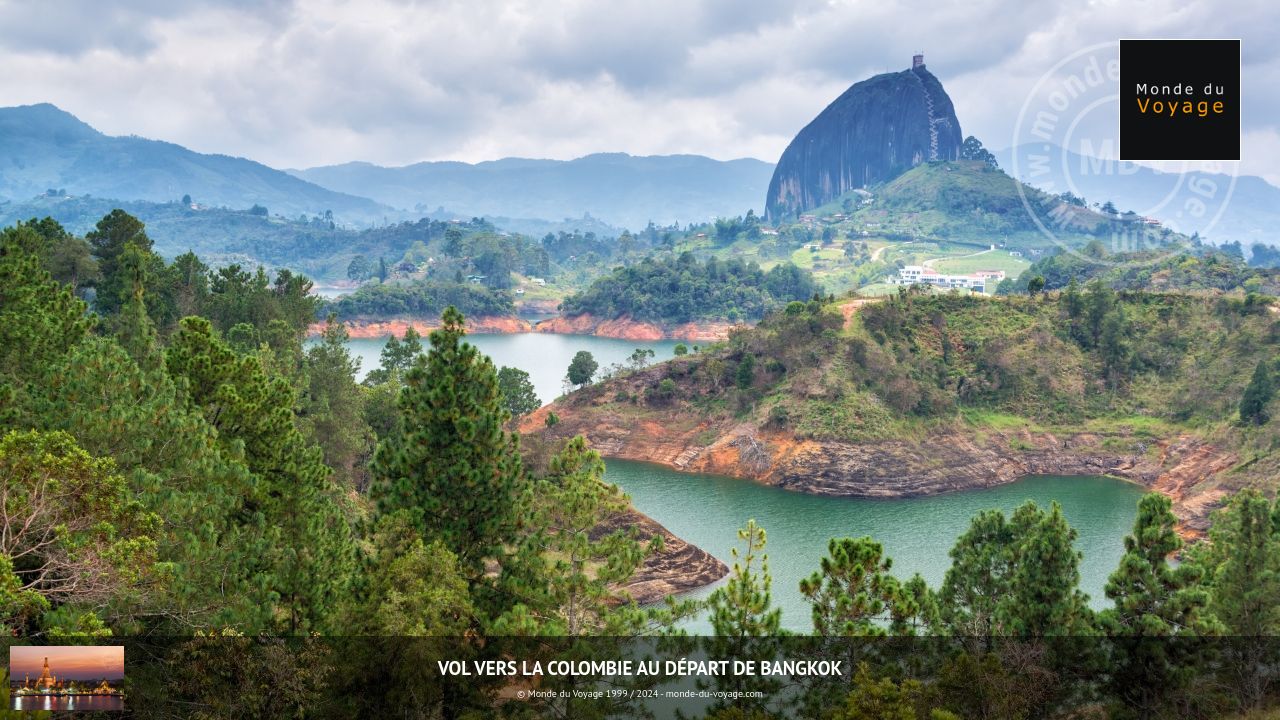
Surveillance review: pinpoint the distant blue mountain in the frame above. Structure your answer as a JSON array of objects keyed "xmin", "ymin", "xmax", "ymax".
[
  {"xmin": 995, "ymin": 144, "xmax": 1280, "ymax": 249},
  {"xmin": 0, "ymin": 103, "xmax": 392, "ymax": 223},
  {"xmin": 290, "ymin": 153, "xmax": 776, "ymax": 231}
]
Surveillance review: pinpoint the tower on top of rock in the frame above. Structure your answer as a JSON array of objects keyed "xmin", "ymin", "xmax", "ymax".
[{"xmin": 912, "ymin": 53, "xmax": 925, "ymax": 70}]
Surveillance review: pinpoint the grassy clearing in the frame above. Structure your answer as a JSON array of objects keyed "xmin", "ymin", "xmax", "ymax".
[{"xmin": 931, "ymin": 250, "xmax": 1031, "ymax": 276}]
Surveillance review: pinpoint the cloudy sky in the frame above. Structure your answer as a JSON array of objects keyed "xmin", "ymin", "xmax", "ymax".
[{"xmin": 2, "ymin": 0, "xmax": 1278, "ymax": 182}]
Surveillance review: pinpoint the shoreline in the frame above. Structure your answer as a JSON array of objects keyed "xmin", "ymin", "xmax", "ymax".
[
  {"xmin": 312, "ymin": 314, "xmax": 742, "ymax": 342},
  {"xmin": 519, "ymin": 392, "xmax": 1236, "ymax": 541}
]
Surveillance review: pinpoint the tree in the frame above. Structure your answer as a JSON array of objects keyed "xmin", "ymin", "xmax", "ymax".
[
  {"xmin": 505, "ymin": 437, "xmax": 667, "ymax": 635},
  {"xmin": 379, "ymin": 326, "xmax": 423, "ymax": 376},
  {"xmin": 1193, "ymin": 490, "xmax": 1280, "ymax": 709},
  {"xmin": 340, "ymin": 513, "xmax": 473, "ymax": 636},
  {"xmin": 1102, "ymin": 494, "xmax": 1211, "ymax": 635},
  {"xmin": 707, "ymin": 519, "xmax": 782, "ymax": 638},
  {"xmin": 377, "ymin": 256, "xmax": 388, "ymax": 283},
  {"xmin": 801, "ymin": 536, "xmax": 936, "ymax": 637},
  {"xmin": 674, "ymin": 343, "xmax": 689, "ymax": 357},
  {"xmin": 86, "ymin": 209, "xmax": 152, "ymax": 315},
  {"xmin": 939, "ymin": 509, "xmax": 1016, "ymax": 637},
  {"xmin": 497, "ymin": 366, "xmax": 540, "ymax": 417},
  {"xmin": 300, "ymin": 315, "xmax": 375, "ymax": 489},
  {"xmin": 703, "ymin": 519, "xmax": 785, "ymax": 718},
  {"xmin": 1199, "ymin": 490, "xmax": 1280, "ymax": 636},
  {"xmin": 736, "ymin": 353, "xmax": 756, "ymax": 390},
  {"xmin": 5, "ymin": 217, "xmax": 98, "ymax": 291},
  {"xmin": 0, "ymin": 430, "xmax": 159, "ymax": 624},
  {"xmin": 1027, "ymin": 275, "xmax": 1046, "ymax": 297},
  {"xmin": 112, "ymin": 242, "xmax": 163, "ymax": 370},
  {"xmin": 370, "ymin": 307, "xmax": 527, "ymax": 572},
  {"xmin": 181, "ymin": 193, "xmax": 192, "ymax": 205},
  {"xmin": 0, "ymin": 227, "xmax": 95, "ymax": 425},
  {"xmin": 166, "ymin": 317, "xmax": 356, "ymax": 632},
  {"xmin": 1100, "ymin": 493, "xmax": 1218, "ymax": 717},
  {"xmin": 1239, "ymin": 360, "xmax": 1273, "ymax": 425},
  {"xmin": 347, "ymin": 255, "xmax": 374, "ymax": 282},
  {"xmin": 567, "ymin": 350, "xmax": 598, "ymax": 388},
  {"xmin": 959, "ymin": 136, "xmax": 998, "ymax": 168},
  {"xmin": 35, "ymin": 336, "xmax": 272, "ymax": 631},
  {"xmin": 942, "ymin": 502, "xmax": 1092, "ymax": 638},
  {"xmin": 996, "ymin": 502, "xmax": 1092, "ymax": 637},
  {"xmin": 628, "ymin": 347, "xmax": 655, "ymax": 370}
]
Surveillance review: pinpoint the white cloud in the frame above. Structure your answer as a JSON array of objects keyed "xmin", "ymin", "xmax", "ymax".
[{"xmin": 0, "ymin": 0, "xmax": 1276, "ymax": 174}]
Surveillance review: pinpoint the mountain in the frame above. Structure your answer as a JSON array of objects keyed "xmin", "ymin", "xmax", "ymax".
[
  {"xmin": 994, "ymin": 143, "xmax": 1280, "ymax": 250},
  {"xmin": 290, "ymin": 153, "xmax": 775, "ymax": 231},
  {"xmin": 0, "ymin": 103, "xmax": 392, "ymax": 223},
  {"xmin": 765, "ymin": 59, "xmax": 963, "ymax": 221}
]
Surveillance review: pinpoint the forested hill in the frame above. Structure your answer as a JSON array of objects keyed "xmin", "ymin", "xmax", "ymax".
[
  {"xmin": 531, "ymin": 287, "xmax": 1280, "ymax": 538},
  {"xmin": 0, "ymin": 194, "xmax": 495, "ymax": 282},
  {"xmin": 1005, "ymin": 240, "xmax": 1280, "ymax": 295},
  {"xmin": 0, "ymin": 103, "xmax": 390, "ymax": 223},
  {"xmin": 558, "ymin": 253, "xmax": 820, "ymax": 324}
]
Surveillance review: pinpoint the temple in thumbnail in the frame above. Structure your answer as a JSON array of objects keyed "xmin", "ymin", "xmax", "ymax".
[{"xmin": 11, "ymin": 655, "xmax": 122, "ymax": 697}]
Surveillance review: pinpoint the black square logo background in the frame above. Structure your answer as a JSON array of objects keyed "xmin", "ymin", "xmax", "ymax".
[{"xmin": 1120, "ymin": 39, "xmax": 1240, "ymax": 160}]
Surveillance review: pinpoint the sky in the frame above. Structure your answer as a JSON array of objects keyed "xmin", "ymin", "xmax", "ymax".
[
  {"xmin": 9, "ymin": 646, "xmax": 124, "ymax": 682},
  {"xmin": 1, "ymin": 0, "xmax": 1278, "ymax": 183}
]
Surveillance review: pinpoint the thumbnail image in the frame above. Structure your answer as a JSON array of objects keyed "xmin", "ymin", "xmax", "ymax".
[{"xmin": 9, "ymin": 646, "xmax": 124, "ymax": 712}]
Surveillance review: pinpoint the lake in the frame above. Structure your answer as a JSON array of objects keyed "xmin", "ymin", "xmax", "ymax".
[
  {"xmin": 339, "ymin": 334, "xmax": 682, "ymax": 406},
  {"xmin": 337, "ymin": 332, "xmax": 1147, "ymax": 633},
  {"xmin": 606, "ymin": 460, "xmax": 1145, "ymax": 633}
]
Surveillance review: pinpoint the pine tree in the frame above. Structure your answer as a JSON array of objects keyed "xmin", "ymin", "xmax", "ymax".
[
  {"xmin": 707, "ymin": 519, "xmax": 782, "ymax": 638},
  {"xmin": 167, "ymin": 317, "xmax": 356, "ymax": 632},
  {"xmin": 801, "ymin": 536, "xmax": 935, "ymax": 636},
  {"xmin": 37, "ymin": 337, "xmax": 272, "ymax": 631},
  {"xmin": 503, "ymin": 436, "xmax": 665, "ymax": 635},
  {"xmin": 1202, "ymin": 490, "xmax": 1280, "ymax": 636},
  {"xmin": 1102, "ymin": 493, "xmax": 1213, "ymax": 635},
  {"xmin": 702, "ymin": 519, "xmax": 785, "ymax": 718},
  {"xmin": 382, "ymin": 326, "xmax": 422, "ymax": 373},
  {"xmin": 996, "ymin": 502, "xmax": 1093, "ymax": 636},
  {"xmin": 1100, "ymin": 493, "xmax": 1218, "ymax": 717},
  {"xmin": 300, "ymin": 315, "xmax": 374, "ymax": 489},
  {"xmin": 1239, "ymin": 360, "xmax": 1274, "ymax": 425},
  {"xmin": 939, "ymin": 509, "xmax": 1017, "ymax": 636},
  {"xmin": 1194, "ymin": 490, "xmax": 1280, "ymax": 710},
  {"xmin": 370, "ymin": 306, "xmax": 527, "ymax": 571},
  {"xmin": 112, "ymin": 242, "xmax": 163, "ymax": 371},
  {"xmin": 0, "ymin": 226, "xmax": 95, "ymax": 425},
  {"xmin": 86, "ymin": 209, "xmax": 152, "ymax": 315}
]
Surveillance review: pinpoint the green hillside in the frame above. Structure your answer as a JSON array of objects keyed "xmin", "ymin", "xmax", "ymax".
[{"xmin": 816, "ymin": 160, "xmax": 1168, "ymax": 255}]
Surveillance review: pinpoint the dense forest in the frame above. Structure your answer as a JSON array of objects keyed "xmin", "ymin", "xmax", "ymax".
[
  {"xmin": 1005, "ymin": 239, "xmax": 1280, "ymax": 296},
  {"xmin": 326, "ymin": 279, "xmax": 515, "ymax": 319},
  {"xmin": 7, "ymin": 210, "xmax": 1280, "ymax": 717},
  {"xmin": 559, "ymin": 252, "xmax": 821, "ymax": 323}
]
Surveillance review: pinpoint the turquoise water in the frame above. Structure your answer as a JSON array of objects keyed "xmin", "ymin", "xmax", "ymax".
[
  {"xmin": 604, "ymin": 460, "xmax": 1146, "ymax": 633},
  {"xmin": 336, "ymin": 332, "xmax": 1145, "ymax": 634},
  {"xmin": 340, "ymin": 334, "xmax": 680, "ymax": 406}
]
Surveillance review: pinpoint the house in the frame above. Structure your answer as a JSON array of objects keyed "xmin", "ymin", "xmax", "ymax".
[
  {"xmin": 529, "ymin": 277, "xmax": 547, "ymax": 286},
  {"xmin": 466, "ymin": 274, "xmax": 486, "ymax": 284},
  {"xmin": 894, "ymin": 265, "xmax": 1006, "ymax": 294}
]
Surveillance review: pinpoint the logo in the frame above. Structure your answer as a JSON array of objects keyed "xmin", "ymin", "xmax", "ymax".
[{"xmin": 1010, "ymin": 41, "xmax": 1238, "ymax": 266}]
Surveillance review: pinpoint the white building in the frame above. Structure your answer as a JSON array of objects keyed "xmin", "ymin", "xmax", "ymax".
[{"xmin": 895, "ymin": 265, "xmax": 1006, "ymax": 294}]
